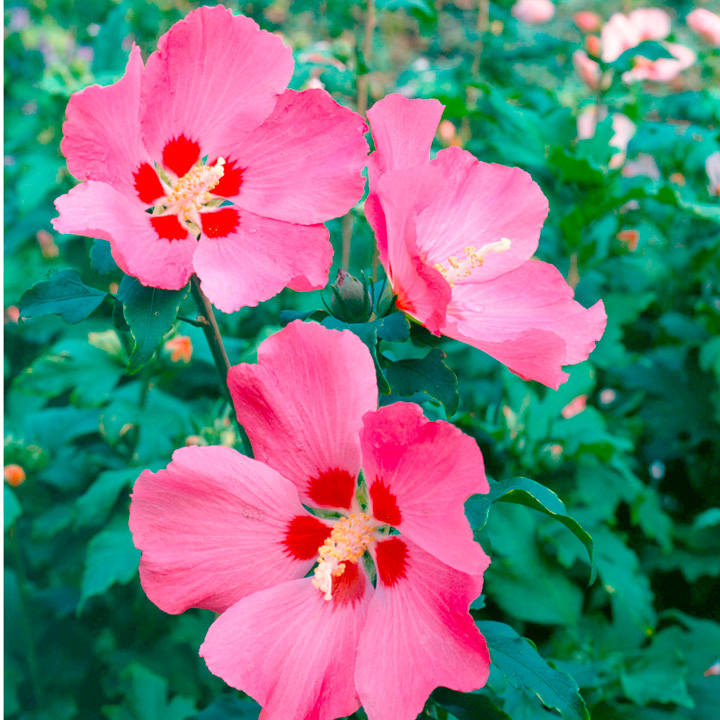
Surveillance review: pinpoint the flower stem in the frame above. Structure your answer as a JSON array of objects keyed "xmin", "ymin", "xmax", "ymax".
[{"xmin": 190, "ymin": 275, "xmax": 232, "ymax": 402}]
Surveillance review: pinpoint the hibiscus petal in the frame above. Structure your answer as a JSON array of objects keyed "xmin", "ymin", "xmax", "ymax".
[
  {"xmin": 200, "ymin": 576, "xmax": 370, "ymax": 720},
  {"xmin": 373, "ymin": 165, "xmax": 452, "ymax": 333},
  {"xmin": 52, "ymin": 181, "xmax": 195, "ymax": 290},
  {"xmin": 418, "ymin": 147, "xmax": 549, "ymax": 283},
  {"xmin": 192, "ymin": 211, "xmax": 331, "ymax": 311},
  {"xmin": 226, "ymin": 89, "xmax": 368, "ymax": 224},
  {"xmin": 227, "ymin": 321, "xmax": 378, "ymax": 509},
  {"xmin": 61, "ymin": 45, "xmax": 150, "ymax": 196},
  {"xmin": 444, "ymin": 259, "xmax": 607, "ymax": 389},
  {"xmin": 366, "ymin": 93, "xmax": 444, "ymax": 178},
  {"xmin": 356, "ymin": 538, "xmax": 490, "ymax": 720},
  {"xmin": 141, "ymin": 6, "xmax": 293, "ymax": 161},
  {"xmin": 361, "ymin": 403, "xmax": 490, "ymax": 574},
  {"xmin": 129, "ymin": 446, "xmax": 319, "ymax": 614}
]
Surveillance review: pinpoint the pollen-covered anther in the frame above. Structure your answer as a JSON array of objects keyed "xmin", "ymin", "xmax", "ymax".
[
  {"xmin": 164, "ymin": 158, "xmax": 226, "ymax": 224},
  {"xmin": 434, "ymin": 237, "xmax": 512, "ymax": 288},
  {"xmin": 311, "ymin": 512, "xmax": 375, "ymax": 601}
]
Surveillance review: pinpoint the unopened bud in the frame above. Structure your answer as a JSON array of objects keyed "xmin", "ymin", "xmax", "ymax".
[
  {"xmin": 4, "ymin": 464, "xmax": 26, "ymax": 487},
  {"xmin": 330, "ymin": 269, "xmax": 372, "ymax": 323},
  {"xmin": 585, "ymin": 34, "xmax": 601, "ymax": 58}
]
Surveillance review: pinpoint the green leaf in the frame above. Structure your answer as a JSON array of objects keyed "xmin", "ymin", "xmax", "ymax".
[
  {"xmin": 117, "ymin": 276, "xmax": 188, "ymax": 373},
  {"xmin": 433, "ymin": 687, "xmax": 512, "ymax": 719},
  {"xmin": 385, "ymin": 348, "xmax": 459, "ymax": 414},
  {"xmin": 479, "ymin": 621, "xmax": 590, "ymax": 720},
  {"xmin": 19, "ymin": 269, "xmax": 107, "ymax": 324},
  {"xmin": 90, "ymin": 239, "xmax": 118, "ymax": 275},
  {"xmin": 4, "ymin": 486, "xmax": 22, "ymax": 530},
  {"xmin": 466, "ymin": 477, "xmax": 594, "ymax": 570},
  {"xmin": 79, "ymin": 521, "xmax": 140, "ymax": 609},
  {"xmin": 197, "ymin": 696, "xmax": 262, "ymax": 720}
]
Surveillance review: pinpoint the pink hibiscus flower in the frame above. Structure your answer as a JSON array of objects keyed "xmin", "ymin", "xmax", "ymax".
[
  {"xmin": 688, "ymin": 8, "xmax": 720, "ymax": 46},
  {"xmin": 52, "ymin": 6, "xmax": 368, "ymax": 312},
  {"xmin": 365, "ymin": 94, "xmax": 606, "ymax": 389},
  {"xmin": 129, "ymin": 321, "xmax": 491, "ymax": 720}
]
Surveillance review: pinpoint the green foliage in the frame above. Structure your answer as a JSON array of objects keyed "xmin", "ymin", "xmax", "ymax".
[{"xmin": 19, "ymin": 269, "xmax": 107, "ymax": 323}]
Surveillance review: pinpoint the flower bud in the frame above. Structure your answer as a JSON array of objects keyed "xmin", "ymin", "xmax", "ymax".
[
  {"xmin": 330, "ymin": 269, "xmax": 372, "ymax": 323},
  {"xmin": 4, "ymin": 464, "xmax": 26, "ymax": 487}
]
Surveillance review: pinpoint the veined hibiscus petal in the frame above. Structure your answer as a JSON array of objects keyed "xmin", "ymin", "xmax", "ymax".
[
  {"xmin": 129, "ymin": 446, "xmax": 318, "ymax": 614},
  {"xmin": 227, "ymin": 321, "xmax": 378, "ymax": 509},
  {"xmin": 356, "ymin": 538, "xmax": 490, "ymax": 720},
  {"xmin": 61, "ymin": 45, "xmax": 150, "ymax": 197},
  {"xmin": 366, "ymin": 93, "xmax": 444, "ymax": 180},
  {"xmin": 361, "ymin": 403, "xmax": 490, "ymax": 574},
  {"xmin": 52, "ymin": 181, "xmax": 195, "ymax": 290},
  {"xmin": 200, "ymin": 576, "xmax": 370, "ymax": 720},
  {"xmin": 192, "ymin": 212, "xmax": 331, "ymax": 312},
  {"xmin": 444, "ymin": 259, "xmax": 607, "ymax": 389},
  {"xmin": 227, "ymin": 89, "xmax": 368, "ymax": 224},
  {"xmin": 419, "ymin": 147, "xmax": 549, "ymax": 283},
  {"xmin": 140, "ymin": 5, "xmax": 293, "ymax": 162},
  {"xmin": 373, "ymin": 165, "xmax": 452, "ymax": 333}
]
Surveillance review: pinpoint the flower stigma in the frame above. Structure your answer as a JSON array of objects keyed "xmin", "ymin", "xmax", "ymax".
[
  {"xmin": 162, "ymin": 158, "xmax": 226, "ymax": 226},
  {"xmin": 311, "ymin": 512, "xmax": 375, "ymax": 601},
  {"xmin": 434, "ymin": 238, "xmax": 512, "ymax": 288}
]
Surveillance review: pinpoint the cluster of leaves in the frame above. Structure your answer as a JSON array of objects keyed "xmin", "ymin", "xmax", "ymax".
[{"xmin": 4, "ymin": 1, "xmax": 719, "ymax": 719}]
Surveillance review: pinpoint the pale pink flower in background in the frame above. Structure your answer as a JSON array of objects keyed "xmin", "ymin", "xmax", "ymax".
[
  {"xmin": 576, "ymin": 107, "xmax": 635, "ymax": 169},
  {"xmin": 52, "ymin": 6, "xmax": 368, "ymax": 313},
  {"xmin": 623, "ymin": 42, "xmax": 696, "ymax": 82},
  {"xmin": 622, "ymin": 153, "xmax": 661, "ymax": 180},
  {"xmin": 130, "ymin": 321, "xmax": 491, "ymax": 720},
  {"xmin": 601, "ymin": 9, "xmax": 672, "ymax": 62},
  {"xmin": 512, "ymin": 0, "xmax": 555, "ymax": 25},
  {"xmin": 573, "ymin": 50, "xmax": 603, "ymax": 89},
  {"xmin": 706, "ymin": 152, "xmax": 720, "ymax": 195},
  {"xmin": 574, "ymin": 11, "xmax": 602, "ymax": 33},
  {"xmin": 561, "ymin": 394, "xmax": 588, "ymax": 419},
  {"xmin": 366, "ymin": 94, "xmax": 606, "ymax": 389},
  {"xmin": 687, "ymin": 8, "xmax": 720, "ymax": 46}
]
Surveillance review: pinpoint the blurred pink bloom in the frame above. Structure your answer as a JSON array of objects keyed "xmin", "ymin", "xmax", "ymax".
[
  {"xmin": 706, "ymin": 152, "xmax": 720, "ymax": 195},
  {"xmin": 561, "ymin": 394, "xmax": 588, "ymax": 419},
  {"xmin": 576, "ymin": 107, "xmax": 636, "ymax": 169},
  {"xmin": 130, "ymin": 321, "xmax": 491, "ymax": 720},
  {"xmin": 52, "ymin": 6, "xmax": 368, "ymax": 312},
  {"xmin": 366, "ymin": 94, "xmax": 606, "ymax": 389},
  {"xmin": 573, "ymin": 50, "xmax": 603, "ymax": 89},
  {"xmin": 622, "ymin": 153, "xmax": 661, "ymax": 180},
  {"xmin": 623, "ymin": 42, "xmax": 696, "ymax": 83},
  {"xmin": 704, "ymin": 661, "xmax": 720, "ymax": 677},
  {"xmin": 574, "ymin": 11, "xmax": 602, "ymax": 33},
  {"xmin": 687, "ymin": 8, "xmax": 720, "ymax": 46},
  {"xmin": 601, "ymin": 9, "xmax": 672, "ymax": 62},
  {"xmin": 512, "ymin": 0, "xmax": 555, "ymax": 25}
]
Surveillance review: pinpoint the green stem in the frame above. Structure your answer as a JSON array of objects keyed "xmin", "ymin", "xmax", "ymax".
[{"xmin": 190, "ymin": 275, "xmax": 232, "ymax": 403}]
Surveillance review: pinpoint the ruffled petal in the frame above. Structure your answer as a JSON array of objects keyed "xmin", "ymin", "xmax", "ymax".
[
  {"xmin": 366, "ymin": 93, "xmax": 444, "ymax": 180},
  {"xmin": 192, "ymin": 212, "xmax": 331, "ymax": 312},
  {"xmin": 361, "ymin": 403, "xmax": 490, "ymax": 574},
  {"xmin": 227, "ymin": 321, "xmax": 378, "ymax": 509},
  {"xmin": 61, "ymin": 45, "xmax": 150, "ymax": 197},
  {"xmin": 129, "ymin": 446, "xmax": 320, "ymax": 614},
  {"xmin": 140, "ymin": 6, "xmax": 293, "ymax": 162},
  {"xmin": 52, "ymin": 181, "xmax": 195, "ymax": 290},
  {"xmin": 200, "ymin": 576, "xmax": 370, "ymax": 720},
  {"xmin": 443, "ymin": 259, "xmax": 607, "ymax": 388},
  {"xmin": 418, "ymin": 147, "xmax": 549, "ymax": 283},
  {"xmin": 356, "ymin": 538, "xmax": 490, "ymax": 720},
  {"xmin": 226, "ymin": 89, "xmax": 368, "ymax": 224}
]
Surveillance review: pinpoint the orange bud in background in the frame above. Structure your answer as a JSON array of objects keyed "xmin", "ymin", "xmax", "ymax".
[
  {"xmin": 36, "ymin": 229, "xmax": 59, "ymax": 258},
  {"xmin": 4, "ymin": 464, "xmax": 26, "ymax": 487},
  {"xmin": 585, "ymin": 34, "xmax": 601, "ymax": 58},
  {"xmin": 165, "ymin": 335, "xmax": 193, "ymax": 363},
  {"xmin": 669, "ymin": 172, "xmax": 685, "ymax": 186},
  {"xmin": 561, "ymin": 394, "xmax": 588, "ymax": 419},
  {"xmin": 574, "ymin": 11, "xmax": 602, "ymax": 33},
  {"xmin": 617, "ymin": 229, "xmax": 639, "ymax": 252}
]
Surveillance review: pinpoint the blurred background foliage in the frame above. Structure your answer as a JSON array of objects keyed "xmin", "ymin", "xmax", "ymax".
[{"xmin": 4, "ymin": 0, "xmax": 720, "ymax": 718}]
